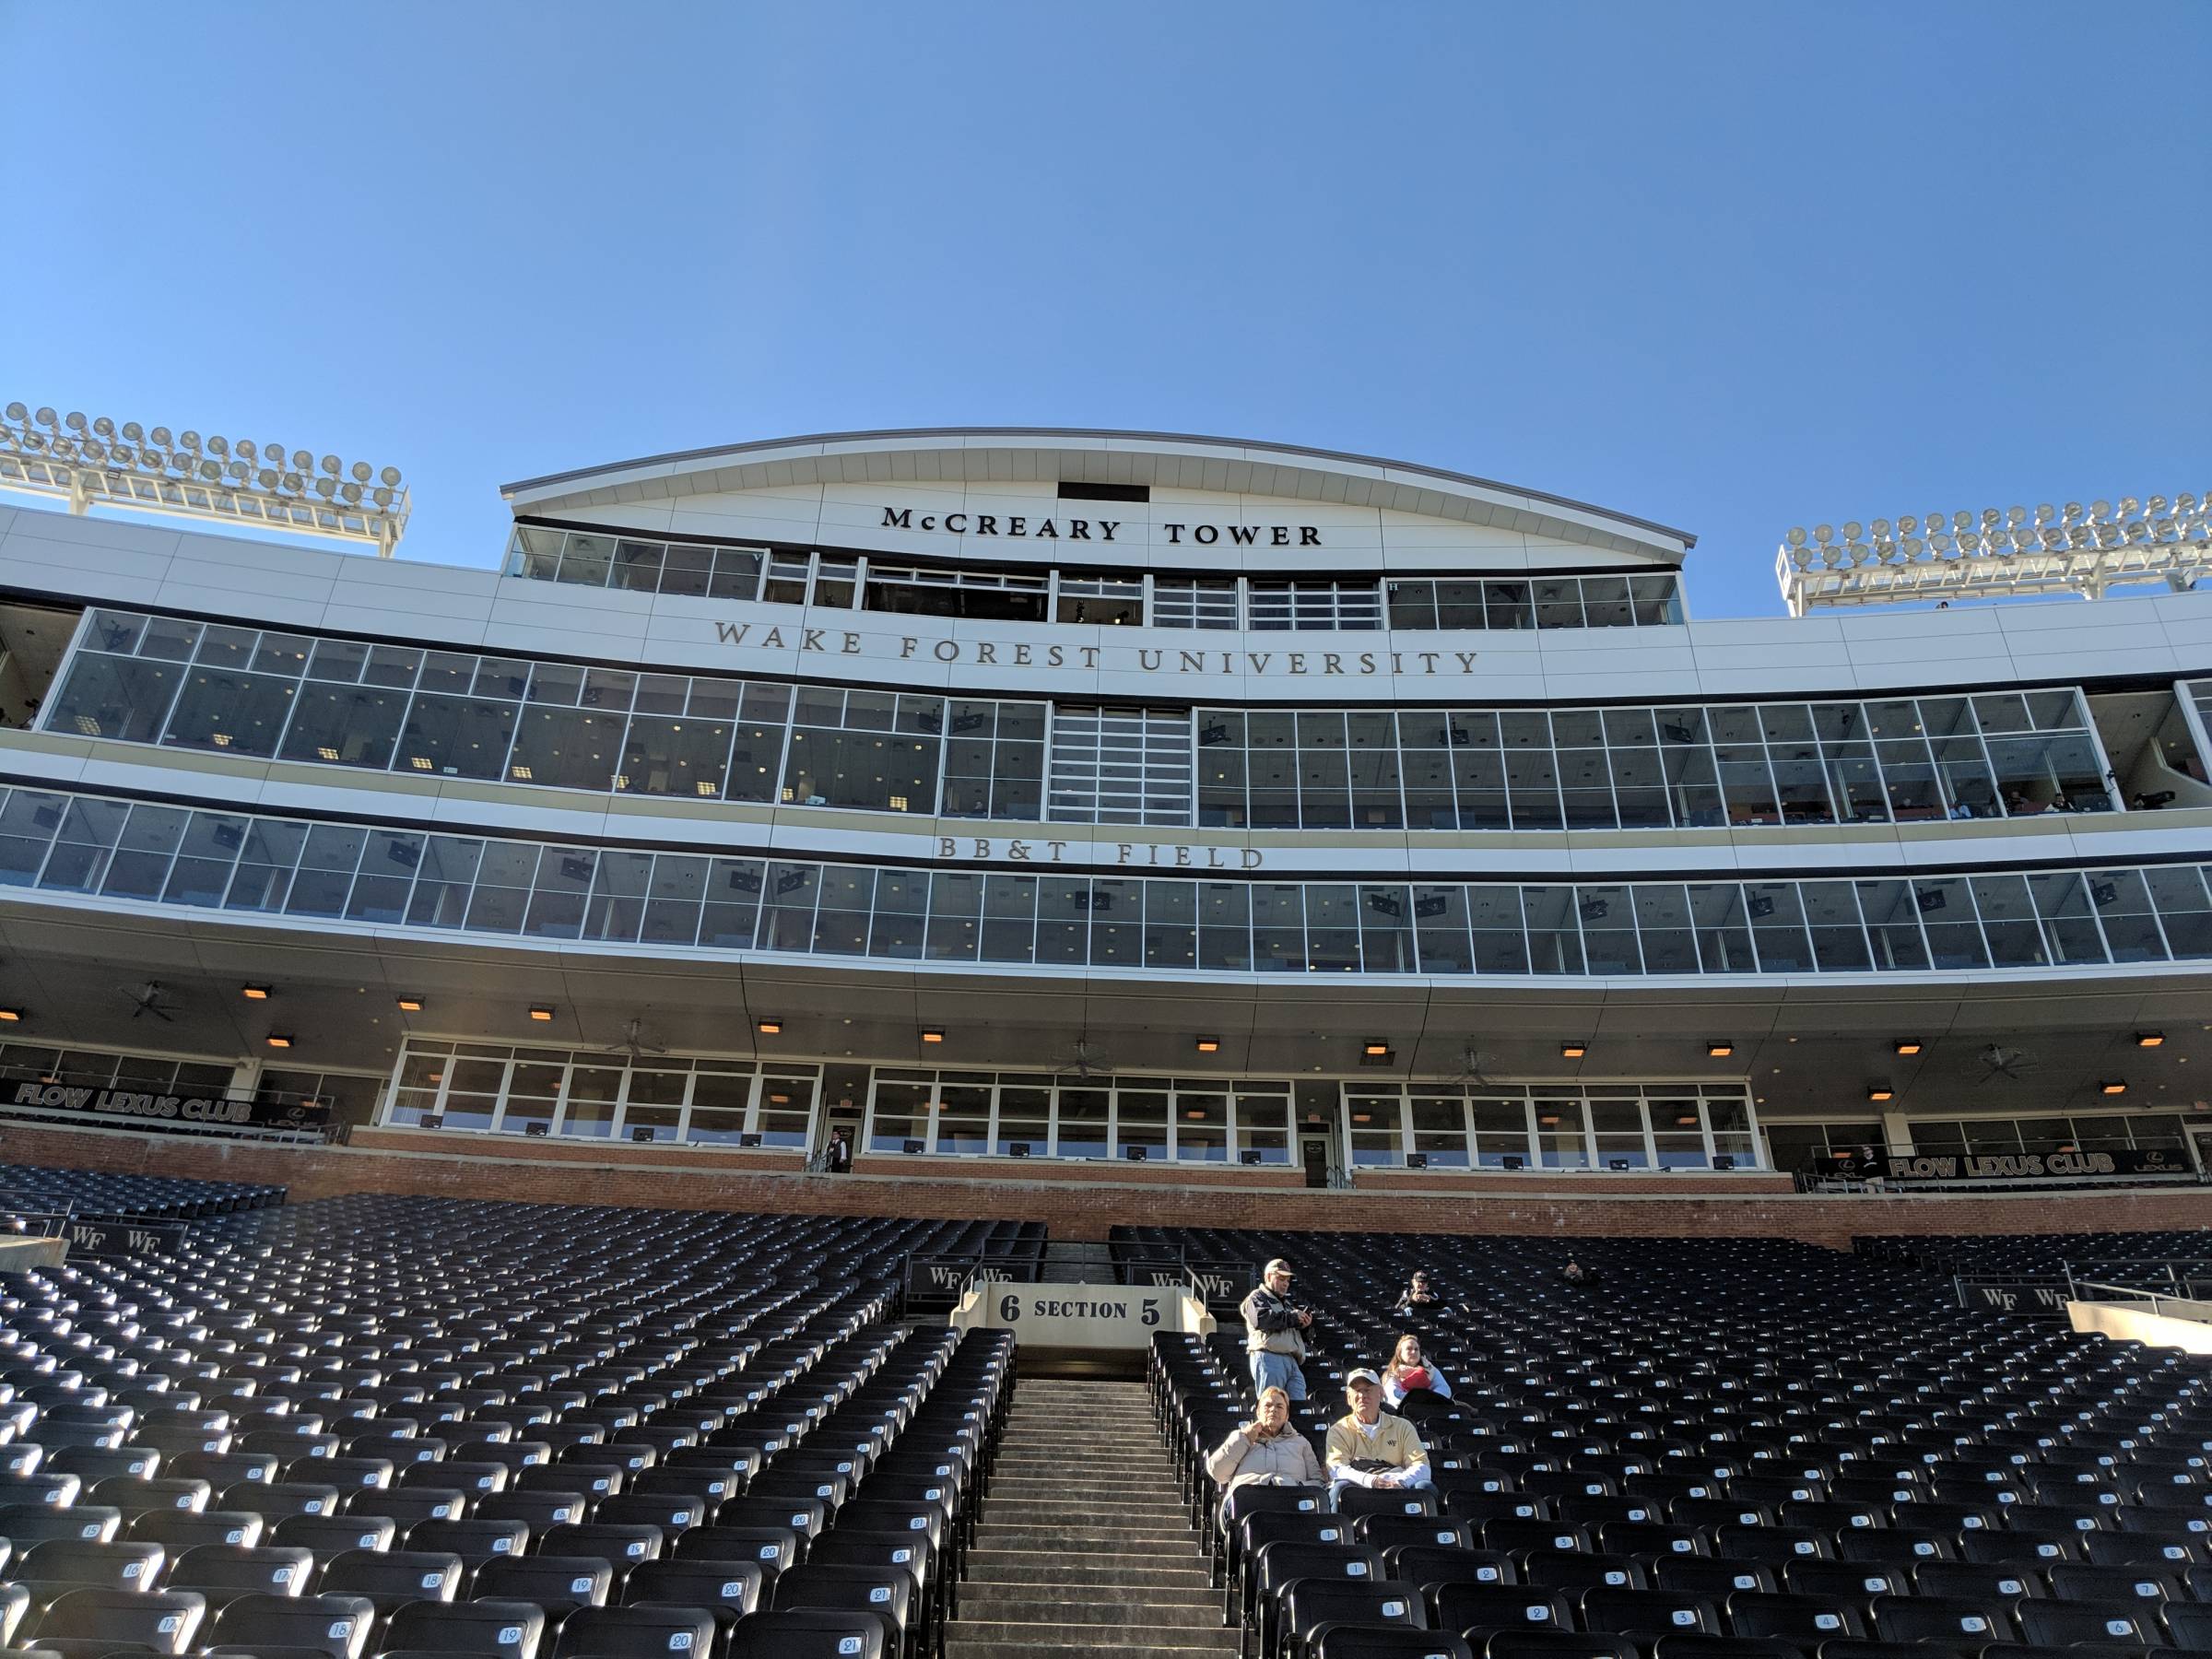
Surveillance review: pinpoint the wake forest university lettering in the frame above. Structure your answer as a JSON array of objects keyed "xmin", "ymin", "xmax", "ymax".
[
  {"xmin": 709, "ymin": 622, "xmax": 1479, "ymax": 678},
  {"xmin": 882, "ymin": 507, "xmax": 1322, "ymax": 547}
]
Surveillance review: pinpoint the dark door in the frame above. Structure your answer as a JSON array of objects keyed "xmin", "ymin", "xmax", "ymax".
[{"xmin": 1300, "ymin": 1135, "xmax": 1332, "ymax": 1189}]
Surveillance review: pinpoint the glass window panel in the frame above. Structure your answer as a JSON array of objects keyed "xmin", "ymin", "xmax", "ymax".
[
  {"xmin": 1056, "ymin": 1087, "xmax": 1109, "ymax": 1159},
  {"xmin": 756, "ymin": 1072, "xmax": 815, "ymax": 1147},
  {"xmin": 47, "ymin": 653, "xmax": 183, "ymax": 743},
  {"xmin": 1535, "ymin": 1093, "xmax": 1590, "ymax": 1168},
  {"xmin": 277, "ymin": 682, "xmax": 409, "ymax": 770},
  {"xmin": 404, "ymin": 835, "xmax": 482, "ymax": 929},
  {"xmin": 996, "ymin": 1085, "xmax": 1051, "ymax": 1157},
  {"xmin": 644, "ymin": 854, "xmax": 711, "ymax": 947},
  {"xmin": 2147, "ymin": 866, "xmax": 2212, "ymax": 958},
  {"xmin": 560, "ymin": 1066, "xmax": 621, "ymax": 1138},
  {"xmin": 1346, "ymin": 1088, "xmax": 1404, "ymax": 1166},
  {"xmin": 344, "ymin": 830, "xmax": 422, "ymax": 923},
  {"xmin": 397, "ymin": 694, "xmax": 518, "ymax": 781},
  {"xmin": 1409, "ymin": 1090, "xmax": 1471, "ymax": 1168},
  {"xmin": 981, "ymin": 874, "xmax": 1037, "ymax": 963},
  {"xmin": 1197, "ymin": 881, "xmax": 1250, "ymax": 971},
  {"xmin": 1172, "ymin": 1087, "xmax": 1229, "ymax": 1162},
  {"xmin": 584, "ymin": 851, "xmax": 653, "ymax": 943},
  {"xmin": 1233, "ymin": 1086, "xmax": 1290, "ymax": 1163}
]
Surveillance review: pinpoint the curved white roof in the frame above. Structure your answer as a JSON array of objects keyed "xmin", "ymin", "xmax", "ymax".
[{"xmin": 501, "ymin": 427, "xmax": 1695, "ymax": 562}]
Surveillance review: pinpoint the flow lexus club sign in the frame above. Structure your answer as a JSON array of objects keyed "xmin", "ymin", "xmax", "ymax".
[{"xmin": 1882, "ymin": 1148, "xmax": 2189, "ymax": 1182}]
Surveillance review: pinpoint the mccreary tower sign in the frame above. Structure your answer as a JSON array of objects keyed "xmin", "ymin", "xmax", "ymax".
[{"xmin": 882, "ymin": 507, "xmax": 1321, "ymax": 547}]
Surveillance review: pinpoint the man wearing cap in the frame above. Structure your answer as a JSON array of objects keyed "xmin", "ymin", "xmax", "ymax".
[
  {"xmin": 1326, "ymin": 1369, "xmax": 1432, "ymax": 1490},
  {"xmin": 1239, "ymin": 1257, "xmax": 1313, "ymax": 1400}
]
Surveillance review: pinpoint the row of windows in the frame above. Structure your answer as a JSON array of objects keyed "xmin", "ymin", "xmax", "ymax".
[
  {"xmin": 1194, "ymin": 692, "xmax": 2115, "ymax": 830},
  {"xmin": 1761, "ymin": 1112, "xmax": 2191, "ymax": 1172},
  {"xmin": 865, "ymin": 1071, "xmax": 1296, "ymax": 1161},
  {"xmin": 385, "ymin": 1041, "xmax": 819, "ymax": 1145},
  {"xmin": 45, "ymin": 610, "xmax": 2132, "ymax": 833},
  {"xmin": 51, "ymin": 611, "xmax": 1047, "ymax": 819},
  {"xmin": 4, "ymin": 782, "xmax": 2209, "ymax": 979},
  {"xmin": 1340, "ymin": 1083, "xmax": 1758, "ymax": 1170},
  {"xmin": 505, "ymin": 525, "xmax": 1686, "ymax": 632}
]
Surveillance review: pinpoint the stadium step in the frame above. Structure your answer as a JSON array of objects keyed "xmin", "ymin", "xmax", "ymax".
[
  {"xmin": 1040, "ymin": 1239, "xmax": 1117, "ymax": 1282},
  {"xmin": 950, "ymin": 1378, "xmax": 1234, "ymax": 1658}
]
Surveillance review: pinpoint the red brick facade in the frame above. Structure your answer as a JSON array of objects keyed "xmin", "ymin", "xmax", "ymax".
[{"xmin": 5, "ymin": 1119, "xmax": 2210, "ymax": 1246}]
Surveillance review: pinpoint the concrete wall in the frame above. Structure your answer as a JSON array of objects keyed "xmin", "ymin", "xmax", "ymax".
[{"xmin": 6, "ymin": 1119, "xmax": 2212, "ymax": 1246}]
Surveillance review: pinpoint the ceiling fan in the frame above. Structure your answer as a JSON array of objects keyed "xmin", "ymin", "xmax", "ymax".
[
  {"xmin": 1975, "ymin": 1043, "xmax": 2039, "ymax": 1086},
  {"xmin": 1447, "ymin": 1044, "xmax": 1499, "ymax": 1088},
  {"xmin": 597, "ymin": 1018, "xmax": 669, "ymax": 1064},
  {"xmin": 122, "ymin": 981, "xmax": 175, "ymax": 1023},
  {"xmin": 1052, "ymin": 1038, "xmax": 1114, "ymax": 1080}
]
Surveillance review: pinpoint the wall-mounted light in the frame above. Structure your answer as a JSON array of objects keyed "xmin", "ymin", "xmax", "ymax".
[
  {"xmin": 1893, "ymin": 1039, "xmax": 1923, "ymax": 1055},
  {"xmin": 241, "ymin": 984, "xmax": 272, "ymax": 1001}
]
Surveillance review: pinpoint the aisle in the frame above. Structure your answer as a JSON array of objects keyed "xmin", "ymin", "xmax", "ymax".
[{"xmin": 947, "ymin": 1378, "xmax": 1238, "ymax": 1658}]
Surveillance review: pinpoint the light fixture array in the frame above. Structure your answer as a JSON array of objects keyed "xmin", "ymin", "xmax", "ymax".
[
  {"xmin": 0, "ymin": 402, "xmax": 411, "ymax": 555},
  {"xmin": 1776, "ymin": 494, "xmax": 2210, "ymax": 614}
]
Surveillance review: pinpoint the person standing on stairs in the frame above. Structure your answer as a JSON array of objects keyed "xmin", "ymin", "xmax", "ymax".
[{"xmin": 1240, "ymin": 1255, "xmax": 1312, "ymax": 1400}]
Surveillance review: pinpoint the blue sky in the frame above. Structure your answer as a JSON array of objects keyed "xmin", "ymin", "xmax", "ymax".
[{"xmin": 3, "ymin": 3, "xmax": 2206, "ymax": 617}]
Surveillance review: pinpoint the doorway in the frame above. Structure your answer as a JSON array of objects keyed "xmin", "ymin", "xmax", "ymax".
[{"xmin": 1300, "ymin": 1135, "xmax": 1334, "ymax": 1189}]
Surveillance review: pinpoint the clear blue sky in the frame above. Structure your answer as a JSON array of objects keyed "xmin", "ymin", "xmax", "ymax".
[{"xmin": 4, "ymin": 3, "xmax": 2206, "ymax": 617}]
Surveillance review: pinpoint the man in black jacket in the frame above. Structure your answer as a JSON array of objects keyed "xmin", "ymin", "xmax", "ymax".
[{"xmin": 1239, "ymin": 1256, "xmax": 1312, "ymax": 1400}]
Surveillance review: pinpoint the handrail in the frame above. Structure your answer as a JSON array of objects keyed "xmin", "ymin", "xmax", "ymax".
[{"xmin": 2066, "ymin": 1277, "xmax": 2212, "ymax": 1323}]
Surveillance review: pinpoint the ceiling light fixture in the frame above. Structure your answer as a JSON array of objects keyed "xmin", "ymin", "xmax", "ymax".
[
  {"xmin": 1560, "ymin": 1041, "xmax": 1588, "ymax": 1059},
  {"xmin": 2136, "ymin": 1032, "xmax": 2165, "ymax": 1048},
  {"xmin": 0, "ymin": 1008, "xmax": 26, "ymax": 1022},
  {"xmin": 1363, "ymin": 1041, "xmax": 1390, "ymax": 1057},
  {"xmin": 1706, "ymin": 1041, "xmax": 1734, "ymax": 1057},
  {"xmin": 265, "ymin": 1034, "xmax": 294, "ymax": 1049},
  {"xmin": 920, "ymin": 1029, "xmax": 944, "ymax": 1044},
  {"xmin": 241, "ymin": 984, "xmax": 271, "ymax": 1001},
  {"xmin": 528, "ymin": 1006, "xmax": 554, "ymax": 1021},
  {"xmin": 2101, "ymin": 1079, "xmax": 2127, "ymax": 1095},
  {"xmin": 1194, "ymin": 1037, "xmax": 1220, "ymax": 1053},
  {"xmin": 1867, "ymin": 1085, "xmax": 1894, "ymax": 1102},
  {"xmin": 395, "ymin": 996, "xmax": 424, "ymax": 1012},
  {"xmin": 1893, "ymin": 1039, "xmax": 1923, "ymax": 1055},
  {"xmin": 758, "ymin": 1019, "xmax": 782, "ymax": 1035}
]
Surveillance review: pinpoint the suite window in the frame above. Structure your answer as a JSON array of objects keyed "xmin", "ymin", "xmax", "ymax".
[
  {"xmin": 406, "ymin": 837, "xmax": 483, "ymax": 930},
  {"xmin": 1534, "ymin": 1091, "xmax": 1590, "ymax": 1169},
  {"xmin": 47, "ymin": 650, "xmax": 182, "ymax": 744},
  {"xmin": 1409, "ymin": 1090, "xmax": 1472, "ymax": 1168},
  {"xmin": 1589, "ymin": 1092, "xmax": 1650, "ymax": 1168},
  {"xmin": 619, "ymin": 1068, "xmax": 687, "ymax": 1141},
  {"xmin": 559, "ymin": 1065, "xmax": 622, "ymax": 1138},
  {"xmin": 997, "ymin": 1085, "xmax": 1051, "ymax": 1157},
  {"xmin": 1472, "ymin": 1096, "xmax": 1534, "ymax": 1167},
  {"xmin": 865, "ymin": 562, "xmax": 1047, "ymax": 623},
  {"xmin": 38, "ymin": 797, "xmax": 128, "ymax": 895},
  {"xmin": 758, "ymin": 1068, "xmax": 819, "ymax": 1147},
  {"xmin": 1346, "ymin": 1089, "xmax": 1404, "ymax": 1166},
  {"xmin": 1172, "ymin": 1087, "xmax": 1229, "ymax": 1161},
  {"xmin": 1116, "ymin": 1081, "xmax": 1170, "ymax": 1161},
  {"xmin": 163, "ymin": 812, "xmax": 248, "ymax": 909},
  {"xmin": 1055, "ymin": 1088, "xmax": 1110, "ymax": 1159},
  {"xmin": 782, "ymin": 689, "xmax": 942, "ymax": 814},
  {"xmin": 2147, "ymin": 865, "xmax": 2212, "ymax": 958},
  {"xmin": 462, "ymin": 841, "xmax": 538, "ymax": 934},
  {"xmin": 938, "ymin": 700, "xmax": 1045, "ymax": 821},
  {"xmin": 1198, "ymin": 882, "xmax": 1252, "ymax": 971},
  {"xmin": 1235, "ymin": 1086, "xmax": 1292, "ymax": 1164},
  {"xmin": 981, "ymin": 873, "xmax": 1038, "ymax": 963},
  {"xmin": 584, "ymin": 851, "xmax": 653, "ymax": 943},
  {"xmin": 813, "ymin": 864, "xmax": 876, "ymax": 957},
  {"xmin": 638, "ymin": 855, "xmax": 704, "ymax": 947},
  {"xmin": 935, "ymin": 1077, "xmax": 992, "ymax": 1156},
  {"xmin": 687, "ymin": 1065, "xmax": 755, "ymax": 1143},
  {"xmin": 699, "ymin": 856, "xmax": 762, "ymax": 948},
  {"xmin": 490, "ymin": 1055, "xmax": 560, "ymax": 1137},
  {"xmin": 1057, "ymin": 577, "xmax": 1143, "ymax": 627},
  {"xmin": 1141, "ymin": 879, "xmax": 1197, "ymax": 970},
  {"xmin": 1649, "ymin": 1092, "xmax": 1705, "ymax": 1168},
  {"xmin": 347, "ymin": 830, "xmax": 424, "ymax": 924}
]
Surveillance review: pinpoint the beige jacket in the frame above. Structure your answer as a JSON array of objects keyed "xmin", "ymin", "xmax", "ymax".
[
  {"xmin": 1206, "ymin": 1424, "xmax": 1325, "ymax": 1493},
  {"xmin": 1324, "ymin": 1411, "xmax": 1429, "ymax": 1481}
]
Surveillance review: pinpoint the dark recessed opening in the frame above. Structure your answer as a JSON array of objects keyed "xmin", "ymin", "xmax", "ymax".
[{"xmin": 1057, "ymin": 481, "xmax": 1149, "ymax": 503}]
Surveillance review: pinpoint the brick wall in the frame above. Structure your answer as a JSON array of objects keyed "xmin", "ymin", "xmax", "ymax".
[{"xmin": 5, "ymin": 1119, "xmax": 2211, "ymax": 1245}]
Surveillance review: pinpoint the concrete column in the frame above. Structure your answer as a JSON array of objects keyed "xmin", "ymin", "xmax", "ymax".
[{"xmin": 1880, "ymin": 1109, "xmax": 1912, "ymax": 1155}]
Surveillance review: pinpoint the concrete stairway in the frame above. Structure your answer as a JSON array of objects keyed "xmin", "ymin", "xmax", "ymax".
[
  {"xmin": 1041, "ymin": 1240, "xmax": 1117, "ymax": 1283},
  {"xmin": 948, "ymin": 1378, "xmax": 1236, "ymax": 1658}
]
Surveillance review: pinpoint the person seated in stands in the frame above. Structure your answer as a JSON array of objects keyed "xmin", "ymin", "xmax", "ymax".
[
  {"xmin": 1326, "ymin": 1368, "xmax": 1432, "ymax": 1489},
  {"xmin": 1205, "ymin": 1384, "xmax": 1324, "ymax": 1507},
  {"xmin": 1381, "ymin": 1333, "xmax": 1452, "ymax": 1406},
  {"xmin": 1560, "ymin": 1256, "xmax": 1603, "ymax": 1287},
  {"xmin": 1392, "ymin": 1268, "xmax": 1449, "ymax": 1318},
  {"xmin": 1240, "ymin": 1256, "xmax": 1312, "ymax": 1400}
]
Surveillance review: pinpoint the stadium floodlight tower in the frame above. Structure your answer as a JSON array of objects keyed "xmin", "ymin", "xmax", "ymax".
[
  {"xmin": 1775, "ymin": 493, "xmax": 2210, "ymax": 616},
  {"xmin": 0, "ymin": 401, "xmax": 411, "ymax": 556}
]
